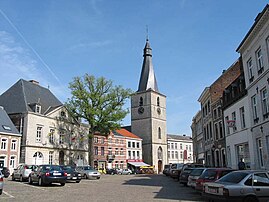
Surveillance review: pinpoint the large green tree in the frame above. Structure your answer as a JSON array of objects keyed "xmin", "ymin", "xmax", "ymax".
[{"xmin": 66, "ymin": 74, "xmax": 132, "ymax": 166}]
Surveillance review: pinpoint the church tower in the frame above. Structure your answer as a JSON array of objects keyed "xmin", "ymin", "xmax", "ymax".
[{"xmin": 131, "ymin": 39, "xmax": 167, "ymax": 173}]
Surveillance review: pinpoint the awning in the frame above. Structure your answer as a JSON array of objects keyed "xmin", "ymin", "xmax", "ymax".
[{"xmin": 127, "ymin": 161, "xmax": 150, "ymax": 167}]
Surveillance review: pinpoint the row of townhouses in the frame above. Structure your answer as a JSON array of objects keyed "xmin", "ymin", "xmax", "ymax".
[{"xmin": 192, "ymin": 4, "xmax": 269, "ymax": 170}]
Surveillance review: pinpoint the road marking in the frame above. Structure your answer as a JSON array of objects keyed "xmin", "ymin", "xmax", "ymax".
[{"xmin": 3, "ymin": 191, "xmax": 15, "ymax": 198}]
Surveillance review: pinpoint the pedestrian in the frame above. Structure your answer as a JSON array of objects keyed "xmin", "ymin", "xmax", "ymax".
[{"xmin": 238, "ymin": 158, "xmax": 246, "ymax": 170}]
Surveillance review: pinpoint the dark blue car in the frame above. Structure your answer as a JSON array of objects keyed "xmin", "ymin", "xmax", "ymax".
[{"xmin": 28, "ymin": 165, "xmax": 67, "ymax": 186}]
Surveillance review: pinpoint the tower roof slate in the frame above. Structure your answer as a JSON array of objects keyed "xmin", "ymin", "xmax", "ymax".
[{"xmin": 137, "ymin": 39, "xmax": 159, "ymax": 92}]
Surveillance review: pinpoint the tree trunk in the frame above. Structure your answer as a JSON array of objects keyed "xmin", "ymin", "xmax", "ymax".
[{"xmin": 88, "ymin": 131, "xmax": 94, "ymax": 166}]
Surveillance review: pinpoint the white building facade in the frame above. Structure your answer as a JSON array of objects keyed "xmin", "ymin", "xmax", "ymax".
[{"xmin": 167, "ymin": 134, "xmax": 193, "ymax": 164}]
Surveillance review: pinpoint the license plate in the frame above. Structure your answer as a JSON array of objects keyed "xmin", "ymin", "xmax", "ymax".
[
  {"xmin": 208, "ymin": 188, "xmax": 217, "ymax": 193},
  {"xmin": 72, "ymin": 177, "xmax": 77, "ymax": 179},
  {"xmin": 53, "ymin": 173, "xmax": 61, "ymax": 176}
]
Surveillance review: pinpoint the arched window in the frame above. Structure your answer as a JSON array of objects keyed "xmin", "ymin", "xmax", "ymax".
[
  {"xmin": 33, "ymin": 152, "xmax": 43, "ymax": 165},
  {"xmin": 157, "ymin": 97, "xmax": 160, "ymax": 106},
  {"xmin": 158, "ymin": 127, "xmax": 161, "ymax": 139},
  {"xmin": 139, "ymin": 97, "xmax": 143, "ymax": 106},
  {"xmin": 158, "ymin": 147, "xmax": 163, "ymax": 160}
]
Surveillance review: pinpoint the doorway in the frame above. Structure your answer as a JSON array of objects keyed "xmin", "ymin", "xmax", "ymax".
[
  {"xmin": 59, "ymin": 150, "xmax": 64, "ymax": 165},
  {"xmin": 158, "ymin": 160, "xmax": 162, "ymax": 174}
]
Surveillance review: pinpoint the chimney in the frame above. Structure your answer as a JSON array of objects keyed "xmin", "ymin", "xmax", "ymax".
[{"xmin": 29, "ymin": 80, "xmax": 39, "ymax": 85}]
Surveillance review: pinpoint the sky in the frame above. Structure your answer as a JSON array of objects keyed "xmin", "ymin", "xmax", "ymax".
[{"xmin": 0, "ymin": 0, "xmax": 268, "ymax": 136}]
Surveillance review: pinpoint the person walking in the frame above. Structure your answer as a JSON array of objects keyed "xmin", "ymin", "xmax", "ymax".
[{"xmin": 238, "ymin": 158, "xmax": 246, "ymax": 170}]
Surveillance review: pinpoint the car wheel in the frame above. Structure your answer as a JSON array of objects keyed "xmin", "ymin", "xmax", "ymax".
[
  {"xmin": 20, "ymin": 175, "xmax": 23, "ymax": 182},
  {"xmin": 38, "ymin": 177, "xmax": 43, "ymax": 186},
  {"xmin": 84, "ymin": 174, "xmax": 88, "ymax": 179},
  {"xmin": 0, "ymin": 189, "xmax": 2, "ymax": 195},
  {"xmin": 111, "ymin": 172, "xmax": 114, "ymax": 175},
  {"xmin": 244, "ymin": 196, "xmax": 258, "ymax": 202},
  {"xmin": 28, "ymin": 176, "xmax": 33, "ymax": 184},
  {"xmin": 60, "ymin": 183, "xmax": 65, "ymax": 186}
]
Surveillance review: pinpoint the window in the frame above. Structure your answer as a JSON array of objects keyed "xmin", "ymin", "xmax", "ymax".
[
  {"xmin": 158, "ymin": 147, "xmax": 163, "ymax": 160},
  {"xmin": 209, "ymin": 122, "xmax": 213, "ymax": 139},
  {"xmin": 108, "ymin": 138, "xmax": 112, "ymax": 143},
  {"xmin": 247, "ymin": 58, "xmax": 254, "ymax": 82},
  {"xmin": 108, "ymin": 148, "xmax": 112, "ymax": 155},
  {"xmin": 94, "ymin": 137, "xmax": 98, "ymax": 143},
  {"xmin": 101, "ymin": 147, "xmax": 104, "ymax": 156},
  {"xmin": 101, "ymin": 138, "xmax": 105, "ymax": 144},
  {"xmin": 120, "ymin": 161, "xmax": 124, "ymax": 169},
  {"xmin": 120, "ymin": 140, "xmax": 123, "ymax": 144},
  {"xmin": 175, "ymin": 143, "xmax": 177, "ymax": 149},
  {"xmin": 257, "ymin": 138, "xmax": 264, "ymax": 167},
  {"xmin": 9, "ymin": 156, "xmax": 15, "ymax": 168},
  {"xmin": 213, "ymin": 109, "xmax": 217, "ymax": 119},
  {"xmin": 180, "ymin": 143, "xmax": 182, "ymax": 150},
  {"xmin": 132, "ymin": 142, "xmax": 135, "ymax": 148},
  {"xmin": 180, "ymin": 151, "xmax": 183, "ymax": 159},
  {"xmin": 120, "ymin": 148, "xmax": 124, "ymax": 155},
  {"xmin": 225, "ymin": 116, "xmax": 230, "ymax": 135},
  {"xmin": 261, "ymin": 88, "xmax": 269, "ymax": 118},
  {"xmin": 232, "ymin": 111, "xmax": 237, "ymax": 132},
  {"xmin": 116, "ymin": 139, "xmax": 119, "ymax": 144},
  {"xmin": 128, "ymin": 151, "xmax": 131, "ymax": 159},
  {"xmin": 175, "ymin": 151, "xmax": 178, "ymax": 159},
  {"xmin": 219, "ymin": 122, "xmax": 223, "ymax": 139},
  {"xmin": 171, "ymin": 151, "xmax": 174, "ymax": 159},
  {"xmin": 49, "ymin": 151, "xmax": 53, "ymax": 164},
  {"xmin": 215, "ymin": 123, "xmax": 219, "ymax": 140},
  {"xmin": 132, "ymin": 151, "xmax": 135, "ymax": 159},
  {"xmin": 256, "ymin": 48, "xmax": 264, "ymax": 73},
  {"xmin": 60, "ymin": 111, "xmax": 66, "ymax": 117},
  {"xmin": 168, "ymin": 151, "xmax": 170, "ymax": 159},
  {"xmin": 115, "ymin": 148, "xmax": 119, "ymax": 155},
  {"xmin": 168, "ymin": 143, "xmax": 170, "ymax": 149},
  {"xmin": 171, "ymin": 143, "xmax": 174, "ymax": 149},
  {"xmin": 49, "ymin": 128, "xmax": 55, "ymax": 144},
  {"xmin": 139, "ymin": 97, "xmax": 143, "ymax": 106},
  {"xmin": 36, "ymin": 104, "xmax": 41, "ymax": 113},
  {"xmin": 158, "ymin": 127, "xmax": 161, "ymax": 139},
  {"xmin": 240, "ymin": 107, "xmax": 246, "ymax": 129},
  {"xmin": 253, "ymin": 173, "xmax": 269, "ymax": 186},
  {"xmin": 189, "ymin": 145, "xmax": 191, "ymax": 151},
  {"xmin": 137, "ymin": 151, "xmax": 140, "ymax": 159},
  {"xmin": 94, "ymin": 147, "xmax": 98, "ymax": 155},
  {"xmin": 136, "ymin": 142, "xmax": 140, "ymax": 148},
  {"xmin": 11, "ymin": 140, "xmax": 17, "ymax": 151},
  {"xmin": 59, "ymin": 133, "xmax": 64, "ymax": 144},
  {"xmin": 252, "ymin": 95, "xmax": 259, "ymax": 123},
  {"xmin": 36, "ymin": 126, "xmax": 42, "ymax": 142},
  {"xmin": 157, "ymin": 97, "xmax": 160, "ymax": 106}
]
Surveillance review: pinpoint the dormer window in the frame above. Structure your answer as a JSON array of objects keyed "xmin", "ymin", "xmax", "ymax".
[
  {"xmin": 35, "ymin": 104, "xmax": 41, "ymax": 114},
  {"xmin": 60, "ymin": 111, "xmax": 66, "ymax": 117}
]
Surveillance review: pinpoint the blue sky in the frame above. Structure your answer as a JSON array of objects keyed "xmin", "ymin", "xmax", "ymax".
[{"xmin": 0, "ymin": 0, "xmax": 267, "ymax": 135}]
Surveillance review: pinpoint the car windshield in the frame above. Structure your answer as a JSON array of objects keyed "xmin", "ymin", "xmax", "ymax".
[
  {"xmin": 43, "ymin": 165, "xmax": 62, "ymax": 171},
  {"xmin": 200, "ymin": 170, "xmax": 217, "ymax": 179},
  {"xmin": 190, "ymin": 169, "xmax": 204, "ymax": 176},
  {"xmin": 183, "ymin": 168, "xmax": 193, "ymax": 174},
  {"xmin": 164, "ymin": 165, "xmax": 170, "ymax": 169},
  {"xmin": 61, "ymin": 166, "xmax": 75, "ymax": 172},
  {"xmin": 218, "ymin": 172, "xmax": 248, "ymax": 183}
]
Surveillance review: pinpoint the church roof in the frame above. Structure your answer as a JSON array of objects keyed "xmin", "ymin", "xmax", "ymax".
[
  {"xmin": 0, "ymin": 79, "xmax": 62, "ymax": 115},
  {"xmin": 137, "ymin": 39, "xmax": 159, "ymax": 92}
]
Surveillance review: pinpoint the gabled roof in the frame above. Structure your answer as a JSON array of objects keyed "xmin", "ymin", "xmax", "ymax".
[
  {"xmin": 0, "ymin": 79, "xmax": 62, "ymax": 115},
  {"xmin": 115, "ymin": 129, "xmax": 142, "ymax": 139},
  {"xmin": 0, "ymin": 106, "xmax": 20, "ymax": 136},
  {"xmin": 137, "ymin": 39, "xmax": 159, "ymax": 92}
]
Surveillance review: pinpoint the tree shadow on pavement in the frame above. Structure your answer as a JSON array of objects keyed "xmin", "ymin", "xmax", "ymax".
[{"xmin": 123, "ymin": 174, "xmax": 205, "ymax": 201}]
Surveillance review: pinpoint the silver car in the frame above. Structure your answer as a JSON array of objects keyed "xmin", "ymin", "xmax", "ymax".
[
  {"xmin": 76, "ymin": 166, "xmax": 101, "ymax": 180},
  {"xmin": 12, "ymin": 164, "xmax": 37, "ymax": 182},
  {"xmin": 203, "ymin": 170, "xmax": 269, "ymax": 202},
  {"xmin": 187, "ymin": 168, "xmax": 206, "ymax": 188},
  {"xmin": 0, "ymin": 170, "xmax": 3, "ymax": 195}
]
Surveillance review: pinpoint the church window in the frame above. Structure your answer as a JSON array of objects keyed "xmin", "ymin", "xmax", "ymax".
[
  {"xmin": 158, "ymin": 147, "xmax": 163, "ymax": 160},
  {"xmin": 139, "ymin": 97, "xmax": 143, "ymax": 106},
  {"xmin": 158, "ymin": 127, "xmax": 161, "ymax": 139},
  {"xmin": 157, "ymin": 97, "xmax": 160, "ymax": 106}
]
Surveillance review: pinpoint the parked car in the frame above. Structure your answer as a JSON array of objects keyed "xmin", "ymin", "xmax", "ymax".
[
  {"xmin": 118, "ymin": 169, "xmax": 132, "ymax": 175},
  {"xmin": 179, "ymin": 168, "xmax": 194, "ymax": 186},
  {"xmin": 163, "ymin": 164, "xmax": 171, "ymax": 176},
  {"xmin": 60, "ymin": 165, "xmax": 81, "ymax": 183},
  {"xmin": 170, "ymin": 163, "xmax": 184, "ymax": 179},
  {"xmin": 203, "ymin": 170, "xmax": 269, "ymax": 202},
  {"xmin": 0, "ymin": 167, "xmax": 10, "ymax": 178},
  {"xmin": 0, "ymin": 170, "xmax": 3, "ymax": 195},
  {"xmin": 76, "ymin": 166, "xmax": 101, "ymax": 180},
  {"xmin": 187, "ymin": 168, "xmax": 206, "ymax": 188},
  {"xmin": 28, "ymin": 165, "xmax": 67, "ymax": 186},
  {"xmin": 12, "ymin": 164, "xmax": 37, "ymax": 182},
  {"xmin": 195, "ymin": 168, "xmax": 235, "ymax": 192},
  {"xmin": 106, "ymin": 168, "xmax": 118, "ymax": 175},
  {"xmin": 179, "ymin": 163, "xmax": 204, "ymax": 181}
]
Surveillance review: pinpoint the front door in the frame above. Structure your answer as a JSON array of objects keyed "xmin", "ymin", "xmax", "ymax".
[
  {"xmin": 59, "ymin": 151, "xmax": 64, "ymax": 165},
  {"xmin": 158, "ymin": 160, "xmax": 162, "ymax": 174}
]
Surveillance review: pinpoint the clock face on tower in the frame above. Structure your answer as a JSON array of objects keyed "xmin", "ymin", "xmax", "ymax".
[{"xmin": 138, "ymin": 107, "xmax": 144, "ymax": 114}]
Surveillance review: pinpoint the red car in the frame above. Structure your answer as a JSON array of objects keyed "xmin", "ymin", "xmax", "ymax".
[{"xmin": 195, "ymin": 168, "xmax": 235, "ymax": 192}]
